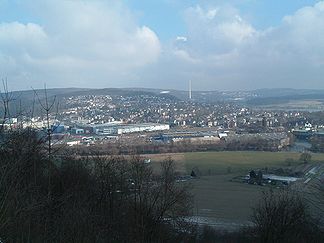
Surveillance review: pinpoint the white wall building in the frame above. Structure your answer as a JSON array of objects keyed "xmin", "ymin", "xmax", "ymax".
[{"xmin": 93, "ymin": 123, "xmax": 170, "ymax": 135}]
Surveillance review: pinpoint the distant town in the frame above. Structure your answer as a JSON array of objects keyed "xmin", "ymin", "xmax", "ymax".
[{"xmin": 2, "ymin": 88, "xmax": 324, "ymax": 154}]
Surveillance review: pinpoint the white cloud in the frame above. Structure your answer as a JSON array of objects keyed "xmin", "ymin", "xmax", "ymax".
[
  {"xmin": 2, "ymin": 1, "xmax": 324, "ymax": 91},
  {"xmin": 173, "ymin": 49, "xmax": 200, "ymax": 64},
  {"xmin": 0, "ymin": 1, "xmax": 161, "ymax": 90},
  {"xmin": 182, "ymin": 5, "xmax": 256, "ymax": 56},
  {"xmin": 206, "ymin": 8, "xmax": 218, "ymax": 20},
  {"xmin": 0, "ymin": 22, "xmax": 48, "ymax": 57},
  {"xmin": 176, "ymin": 36, "xmax": 187, "ymax": 42},
  {"xmin": 146, "ymin": 2, "xmax": 324, "ymax": 90}
]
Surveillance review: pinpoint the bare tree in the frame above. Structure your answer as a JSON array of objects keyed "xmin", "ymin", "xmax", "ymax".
[
  {"xmin": 33, "ymin": 85, "xmax": 59, "ymax": 158},
  {"xmin": 128, "ymin": 156, "xmax": 192, "ymax": 241},
  {"xmin": 0, "ymin": 129, "xmax": 47, "ymax": 241},
  {"xmin": 0, "ymin": 131, "xmax": 194, "ymax": 242},
  {"xmin": 0, "ymin": 79, "xmax": 15, "ymax": 133},
  {"xmin": 300, "ymin": 152, "xmax": 312, "ymax": 164},
  {"xmin": 252, "ymin": 189, "xmax": 321, "ymax": 243}
]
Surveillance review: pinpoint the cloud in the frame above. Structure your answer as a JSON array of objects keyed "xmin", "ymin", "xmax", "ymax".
[
  {"xmin": 1, "ymin": 1, "xmax": 324, "ymax": 91},
  {"xmin": 184, "ymin": 5, "xmax": 256, "ymax": 51},
  {"xmin": 0, "ymin": 1, "xmax": 161, "ymax": 90},
  {"xmin": 176, "ymin": 36, "xmax": 187, "ymax": 42},
  {"xmin": 147, "ymin": 2, "xmax": 324, "ymax": 90}
]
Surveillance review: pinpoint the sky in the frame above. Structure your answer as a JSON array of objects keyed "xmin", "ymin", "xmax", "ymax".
[{"xmin": 0, "ymin": 0, "xmax": 323, "ymax": 91}]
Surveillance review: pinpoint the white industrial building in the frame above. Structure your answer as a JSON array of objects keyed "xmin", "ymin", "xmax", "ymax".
[{"xmin": 93, "ymin": 123, "xmax": 170, "ymax": 135}]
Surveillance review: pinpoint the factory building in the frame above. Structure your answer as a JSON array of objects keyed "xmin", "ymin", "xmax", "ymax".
[
  {"xmin": 152, "ymin": 131, "xmax": 220, "ymax": 144},
  {"xmin": 71, "ymin": 128, "xmax": 85, "ymax": 135},
  {"xmin": 92, "ymin": 123, "xmax": 170, "ymax": 135},
  {"xmin": 117, "ymin": 124, "xmax": 170, "ymax": 135}
]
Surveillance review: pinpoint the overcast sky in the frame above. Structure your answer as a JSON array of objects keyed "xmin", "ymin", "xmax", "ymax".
[{"xmin": 0, "ymin": 0, "xmax": 323, "ymax": 91}]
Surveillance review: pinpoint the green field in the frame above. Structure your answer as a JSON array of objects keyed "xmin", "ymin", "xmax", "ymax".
[
  {"xmin": 158, "ymin": 151, "xmax": 324, "ymax": 222},
  {"xmin": 183, "ymin": 151, "xmax": 324, "ymax": 175},
  {"xmin": 190, "ymin": 175, "xmax": 262, "ymax": 221}
]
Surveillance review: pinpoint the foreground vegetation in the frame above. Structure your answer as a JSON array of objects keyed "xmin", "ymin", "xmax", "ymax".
[
  {"xmin": 1, "ymin": 130, "xmax": 323, "ymax": 242},
  {"xmin": 0, "ymin": 130, "xmax": 194, "ymax": 242}
]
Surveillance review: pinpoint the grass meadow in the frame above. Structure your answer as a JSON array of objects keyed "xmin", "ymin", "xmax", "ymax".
[{"xmin": 148, "ymin": 151, "xmax": 324, "ymax": 221}]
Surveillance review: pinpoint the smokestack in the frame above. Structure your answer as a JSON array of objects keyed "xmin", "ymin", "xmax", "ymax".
[{"xmin": 189, "ymin": 80, "xmax": 192, "ymax": 99}]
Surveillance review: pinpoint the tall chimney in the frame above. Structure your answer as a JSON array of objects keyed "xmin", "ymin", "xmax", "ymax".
[{"xmin": 189, "ymin": 80, "xmax": 192, "ymax": 99}]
